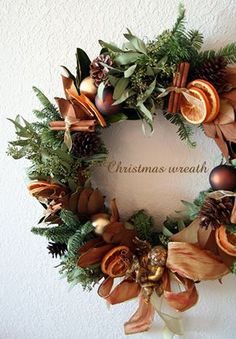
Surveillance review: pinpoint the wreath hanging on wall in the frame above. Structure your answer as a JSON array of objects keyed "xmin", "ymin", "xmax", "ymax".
[{"xmin": 7, "ymin": 4, "xmax": 236, "ymax": 337}]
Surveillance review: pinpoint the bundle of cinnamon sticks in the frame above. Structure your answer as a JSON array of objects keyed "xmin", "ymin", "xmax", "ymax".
[
  {"xmin": 168, "ymin": 62, "xmax": 190, "ymax": 113},
  {"xmin": 50, "ymin": 119, "xmax": 96, "ymax": 132}
]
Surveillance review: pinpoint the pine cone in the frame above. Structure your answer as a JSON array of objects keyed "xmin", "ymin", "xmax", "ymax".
[
  {"xmin": 193, "ymin": 56, "xmax": 228, "ymax": 90},
  {"xmin": 199, "ymin": 196, "xmax": 234, "ymax": 229},
  {"xmin": 47, "ymin": 242, "xmax": 67, "ymax": 258},
  {"xmin": 90, "ymin": 54, "xmax": 113, "ymax": 86},
  {"xmin": 71, "ymin": 132, "xmax": 102, "ymax": 157}
]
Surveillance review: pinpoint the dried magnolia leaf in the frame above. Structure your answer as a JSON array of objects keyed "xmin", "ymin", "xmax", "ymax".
[
  {"xmin": 166, "ymin": 242, "xmax": 230, "ymax": 281},
  {"xmin": 171, "ymin": 218, "xmax": 200, "ymax": 244},
  {"xmin": 215, "ymin": 99, "xmax": 235, "ymax": 125}
]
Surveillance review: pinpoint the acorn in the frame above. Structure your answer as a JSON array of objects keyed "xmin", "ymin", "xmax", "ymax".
[
  {"xmin": 209, "ymin": 164, "xmax": 236, "ymax": 191},
  {"xmin": 79, "ymin": 76, "xmax": 97, "ymax": 101},
  {"xmin": 95, "ymin": 87, "xmax": 122, "ymax": 115}
]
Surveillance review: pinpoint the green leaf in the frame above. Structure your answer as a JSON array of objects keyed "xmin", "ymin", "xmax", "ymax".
[
  {"xmin": 124, "ymin": 64, "xmax": 137, "ymax": 77},
  {"xmin": 181, "ymin": 200, "xmax": 200, "ymax": 220},
  {"xmin": 107, "ymin": 75, "xmax": 120, "ymax": 87},
  {"xmin": 124, "ymin": 31, "xmax": 147, "ymax": 54},
  {"xmin": 113, "ymin": 78, "xmax": 130, "ymax": 100},
  {"xmin": 97, "ymin": 82, "xmax": 106, "ymax": 100},
  {"xmin": 98, "ymin": 40, "xmax": 123, "ymax": 52},
  {"xmin": 137, "ymin": 103, "xmax": 153, "ymax": 121},
  {"xmin": 113, "ymin": 89, "xmax": 135, "ymax": 105},
  {"xmin": 139, "ymin": 78, "xmax": 156, "ymax": 104},
  {"xmin": 115, "ymin": 52, "xmax": 143, "ymax": 65},
  {"xmin": 162, "ymin": 226, "xmax": 173, "ymax": 237},
  {"xmin": 105, "ymin": 112, "xmax": 128, "ymax": 123},
  {"xmin": 76, "ymin": 48, "xmax": 91, "ymax": 86}
]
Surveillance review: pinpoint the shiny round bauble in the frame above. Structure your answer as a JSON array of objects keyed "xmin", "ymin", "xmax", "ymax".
[
  {"xmin": 95, "ymin": 87, "xmax": 122, "ymax": 115},
  {"xmin": 209, "ymin": 164, "xmax": 236, "ymax": 191},
  {"xmin": 91, "ymin": 213, "xmax": 110, "ymax": 235},
  {"xmin": 79, "ymin": 76, "xmax": 97, "ymax": 101}
]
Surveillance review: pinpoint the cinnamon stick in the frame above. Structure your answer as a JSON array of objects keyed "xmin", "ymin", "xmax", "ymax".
[
  {"xmin": 50, "ymin": 126, "xmax": 95, "ymax": 132},
  {"xmin": 49, "ymin": 120, "xmax": 96, "ymax": 128},
  {"xmin": 167, "ymin": 65, "xmax": 180, "ymax": 113},
  {"xmin": 172, "ymin": 62, "xmax": 186, "ymax": 113},
  {"xmin": 176, "ymin": 62, "xmax": 190, "ymax": 111}
]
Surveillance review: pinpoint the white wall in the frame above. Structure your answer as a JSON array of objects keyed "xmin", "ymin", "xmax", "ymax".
[{"xmin": 1, "ymin": 0, "xmax": 236, "ymax": 338}]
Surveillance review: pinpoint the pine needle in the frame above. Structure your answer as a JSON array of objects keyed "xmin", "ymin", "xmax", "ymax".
[{"xmin": 163, "ymin": 112, "xmax": 196, "ymax": 148}]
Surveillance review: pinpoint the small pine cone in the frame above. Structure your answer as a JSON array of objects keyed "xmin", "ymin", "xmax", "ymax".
[
  {"xmin": 47, "ymin": 242, "xmax": 67, "ymax": 258},
  {"xmin": 71, "ymin": 132, "xmax": 102, "ymax": 157},
  {"xmin": 193, "ymin": 56, "xmax": 228, "ymax": 90},
  {"xmin": 90, "ymin": 54, "xmax": 113, "ymax": 86},
  {"xmin": 199, "ymin": 196, "xmax": 234, "ymax": 230}
]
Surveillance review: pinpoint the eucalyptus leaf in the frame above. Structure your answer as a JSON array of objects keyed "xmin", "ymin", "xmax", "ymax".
[
  {"xmin": 124, "ymin": 64, "xmax": 137, "ymax": 78},
  {"xmin": 115, "ymin": 52, "xmax": 143, "ymax": 65},
  {"xmin": 137, "ymin": 103, "xmax": 153, "ymax": 121},
  {"xmin": 112, "ymin": 89, "xmax": 135, "ymax": 105},
  {"xmin": 108, "ymin": 75, "xmax": 120, "ymax": 87},
  {"xmin": 124, "ymin": 31, "xmax": 147, "ymax": 54},
  {"xmin": 141, "ymin": 78, "xmax": 156, "ymax": 103},
  {"xmin": 98, "ymin": 40, "xmax": 123, "ymax": 52},
  {"xmin": 113, "ymin": 78, "xmax": 129, "ymax": 100},
  {"xmin": 97, "ymin": 82, "xmax": 105, "ymax": 100},
  {"xmin": 106, "ymin": 112, "xmax": 128, "ymax": 123},
  {"xmin": 99, "ymin": 62, "xmax": 123, "ymax": 73},
  {"xmin": 141, "ymin": 119, "xmax": 154, "ymax": 136}
]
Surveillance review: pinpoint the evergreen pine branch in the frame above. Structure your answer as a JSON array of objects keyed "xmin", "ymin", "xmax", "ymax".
[
  {"xmin": 129, "ymin": 210, "xmax": 153, "ymax": 242},
  {"xmin": 32, "ymin": 87, "xmax": 61, "ymax": 121},
  {"xmin": 216, "ymin": 42, "xmax": 236, "ymax": 63},
  {"xmin": 60, "ymin": 210, "xmax": 81, "ymax": 228},
  {"xmin": 67, "ymin": 222, "xmax": 94, "ymax": 255},
  {"xmin": 163, "ymin": 112, "xmax": 196, "ymax": 148},
  {"xmin": 231, "ymin": 261, "xmax": 236, "ymax": 275},
  {"xmin": 31, "ymin": 224, "xmax": 78, "ymax": 243},
  {"xmin": 187, "ymin": 30, "xmax": 203, "ymax": 50},
  {"xmin": 172, "ymin": 3, "xmax": 186, "ymax": 36}
]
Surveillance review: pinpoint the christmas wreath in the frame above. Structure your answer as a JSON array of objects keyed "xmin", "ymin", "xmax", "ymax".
[{"xmin": 7, "ymin": 4, "xmax": 236, "ymax": 337}]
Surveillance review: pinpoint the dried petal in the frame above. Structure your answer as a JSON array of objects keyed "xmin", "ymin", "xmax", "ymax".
[
  {"xmin": 124, "ymin": 296, "xmax": 155, "ymax": 335},
  {"xmin": 164, "ymin": 276, "xmax": 198, "ymax": 312},
  {"xmin": 77, "ymin": 243, "xmax": 114, "ymax": 268},
  {"xmin": 98, "ymin": 278, "xmax": 140, "ymax": 305},
  {"xmin": 166, "ymin": 242, "xmax": 229, "ymax": 281}
]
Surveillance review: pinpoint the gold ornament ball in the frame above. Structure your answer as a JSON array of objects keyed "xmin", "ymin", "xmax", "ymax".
[{"xmin": 79, "ymin": 76, "xmax": 97, "ymax": 101}]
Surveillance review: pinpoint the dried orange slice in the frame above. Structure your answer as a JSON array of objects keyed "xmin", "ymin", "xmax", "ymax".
[
  {"xmin": 101, "ymin": 245, "xmax": 132, "ymax": 277},
  {"xmin": 187, "ymin": 79, "xmax": 220, "ymax": 122},
  {"xmin": 180, "ymin": 87, "xmax": 210, "ymax": 124},
  {"xmin": 215, "ymin": 225, "xmax": 236, "ymax": 257}
]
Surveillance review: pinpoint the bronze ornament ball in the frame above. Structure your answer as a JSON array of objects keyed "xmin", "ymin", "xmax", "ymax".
[
  {"xmin": 209, "ymin": 165, "xmax": 236, "ymax": 191},
  {"xmin": 95, "ymin": 87, "xmax": 122, "ymax": 115},
  {"xmin": 79, "ymin": 76, "xmax": 97, "ymax": 101}
]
